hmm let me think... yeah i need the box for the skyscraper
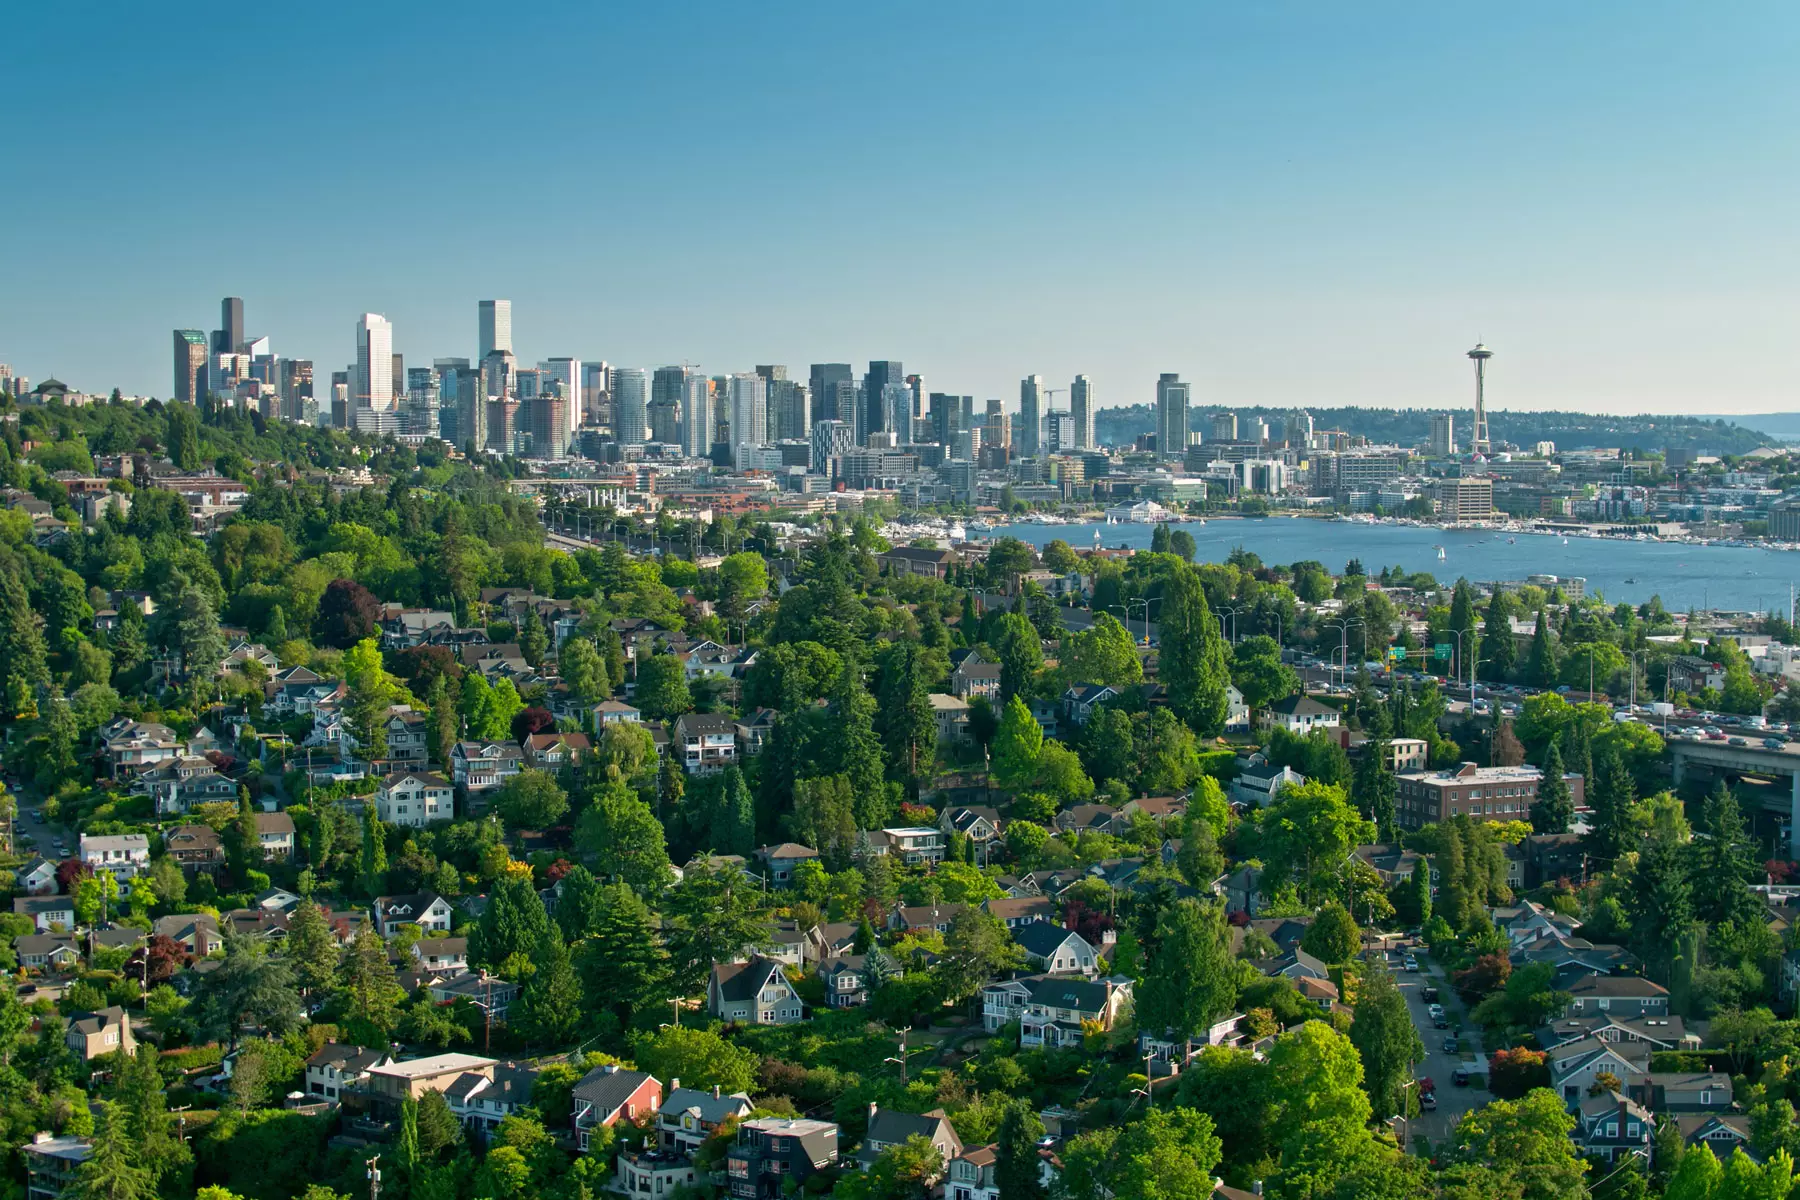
[542,358,582,439]
[173,330,208,403]
[681,374,712,457]
[354,314,394,410]
[1154,373,1190,458]
[216,297,244,354]
[1430,412,1456,457]
[1044,410,1077,454]
[479,300,512,361]
[1210,412,1237,442]
[811,419,853,477]
[1018,375,1044,458]
[770,380,809,442]
[481,350,516,401]
[808,363,854,424]
[863,361,904,437]
[404,367,440,438]
[614,368,649,445]
[984,398,1009,452]
[279,358,314,423]
[1071,374,1094,450]
[729,372,768,469]
[582,361,611,429]
[928,392,970,446]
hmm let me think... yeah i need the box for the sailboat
[1434,545,1446,562]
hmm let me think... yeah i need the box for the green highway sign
[1434,643,1453,659]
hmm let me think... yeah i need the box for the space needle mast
[1467,342,1493,456]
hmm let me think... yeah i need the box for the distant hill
[1093,405,1781,455]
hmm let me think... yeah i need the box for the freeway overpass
[1670,738,1800,843]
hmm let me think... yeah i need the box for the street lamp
[1218,605,1245,645]
[1322,619,1364,689]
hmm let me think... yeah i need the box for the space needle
[1467,342,1493,457]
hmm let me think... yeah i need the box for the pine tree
[470,873,554,972]
[1159,565,1230,734]
[554,863,607,943]
[117,1046,182,1182]
[994,1101,1047,1200]
[1479,591,1516,682]
[1586,744,1638,863]
[1350,968,1425,1121]
[1530,739,1573,834]
[1526,608,1558,688]
[1694,781,1760,927]
[1564,715,1593,787]
[832,668,889,829]
[515,926,582,1045]
[359,807,388,897]
[876,642,938,798]
[1436,822,1471,929]
[1150,523,1172,554]
[853,916,876,955]
[1353,743,1397,843]
[227,787,263,879]
[284,899,341,998]
[575,881,672,1029]
[340,928,402,1037]
[396,1096,421,1179]
[69,1103,154,1200]
[712,766,756,857]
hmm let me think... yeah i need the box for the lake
[991,516,1800,614]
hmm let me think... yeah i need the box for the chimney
[603,1063,619,1075]
[670,1078,680,1092]
[713,1085,722,1099]
[868,1101,879,1120]
[1252,1184,1264,1197]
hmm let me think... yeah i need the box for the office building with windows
[354,314,394,411]
[478,300,511,360]
[173,330,208,403]
[729,373,768,469]
[1154,373,1189,458]
[1071,374,1093,449]
[613,368,649,445]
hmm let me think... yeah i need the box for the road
[6,772,73,862]
[1394,956,1483,1149]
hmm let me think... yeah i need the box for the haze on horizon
[5,2,1798,418]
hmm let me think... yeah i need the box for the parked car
[1451,1068,1470,1086]
[1442,1035,1459,1053]
[1420,1091,1438,1110]
[1404,958,1419,973]
[1433,1013,1450,1029]
[1421,986,1439,1003]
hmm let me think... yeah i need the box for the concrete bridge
[1669,738,1800,844]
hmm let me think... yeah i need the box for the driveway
[1393,956,1486,1149]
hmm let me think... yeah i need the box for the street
[1394,956,1484,1149]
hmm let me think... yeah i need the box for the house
[673,713,739,774]
[1574,1092,1654,1164]
[79,834,149,892]
[613,1148,697,1199]
[1228,757,1305,808]
[708,956,804,1025]
[1635,1072,1733,1114]
[860,1105,962,1171]
[880,826,946,865]
[338,708,430,768]
[15,934,80,972]
[363,1053,501,1110]
[888,903,966,936]
[1565,975,1671,1020]
[87,926,146,956]
[1260,694,1341,735]
[764,922,809,968]
[164,825,226,873]
[594,700,642,727]
[946,1145,1001,1200]
[805,922,860,964]
[941,805,1003,846]
[1383,738,1429,772]
[258,811,296,859]
[878,547,956,578]
[951,659,1002,701]
[1351,843,1423,886]
[819,955,870,1009]
[1123,794,1188,823]
[449,741,524,794]
[64,1006,135,1061]
[134,756,238,815]
[754,844,820,887]
[1549,1036,1652,1106]
[1268,947,1332,983]
[23,1133,90,1200]
[735,708,779,756]
[1677,1114,1755,1160]
[1221,865,1263,917]
[982,896,1055,929]
[657,1083,755,1153]
[1524,832,1585,888]
[1054,804,1122,837]
[445,1061,541,1134]
[427,972,519,1020]
[101,719,181,773]
[1060,685,1119,727]
[1296,976,1341,1009]
[929,694,972,743]
[1535,1013,1697,1052]
[1020,976,1134,1048]
[982,977,1035,1032]
[13,896,76,933]
[376,771,455,828]
[305,1041,391,1101]
[725,1118,840,1199]
[222,640,280,673]
[153,913,223,955]
[571,1063,664,1150]
[1224,684,1250,731]
[15,857,58,896]
[375,891,454,936]
[1013,921,1099,976]
[411,937,470,974]
[523,731,591,772]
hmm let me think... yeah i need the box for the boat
[1507,537,1516,544]
[1434,545,1446,561]
[1623,577,1638,584]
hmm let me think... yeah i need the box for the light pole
[1450,627,1482,697]
[1219,605,1245,645]
[1627,649,1649,714]
[1323,619,1364,689]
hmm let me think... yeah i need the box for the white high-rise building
[1071,374,1094,450]
[1019,374,1044,458]
[354,314,394,410]
[729,372,767,469]
[542,358,582,440]
[1155,373,1189,459]
[681,374,711,458]
[1430,412,1456,457]
[479,300,512,361]
[613,368,649,445]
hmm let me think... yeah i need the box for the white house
[1260,694,1341,735]
[373,891,454,936]
[77,834,149,897]
[376,771,454,828]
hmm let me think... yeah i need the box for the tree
[661,861,773,994]
[991,696,1043,791]
[340,928,404,1038]
[788,774,858,869]
[559,637,606,704]
[1059,1108,1223,1200]
[509,704,555,744]
[314,578,381,649]
[1301,901,1360,965]
[69,1104,155,1200]
[1159,565,1232,734]
[342,637,398,760]
[1349,968,1424,1121]
[993,1101,1045,1200]
[1137,899,1237,1038]
[993,612,1043,704]
[876,641,938,794]
[169,583,226,687]
[494,769,569,830]
[1176,819,1225,889]
[574,881,672,1029]
[935,909,1024,1005]
[1442,1089,1588,1200]
[1530,739,1573,834]
[1135,708,1201,794]
[190,934,301,1051]
[1231,635,1298,719]
[1258,781,1376,904]
[1627,832,1695,984]
[1058,614,1143,690]
[1264,1021,1379,1200]
[1526,608,1559,688]
[358,807,388,897]
[469,873,554,973]
[1352,742,1397,843]
[576,779,673,893]
[1586,743,1638,863]
[632,1024,758,1094]
[117,1045,184,1183]
[283,899,341,998]
[1693,780,1761,927]
[514,926,582,1045]
[633,653,692,720]
[1479,590,1517,681]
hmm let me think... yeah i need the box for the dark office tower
[906,374,923,423]
[212,297,244,355]
[651,365,687,413]
[809,363,853,424]
[834,380,861,435]
[770,379,809,441]
[755,364,788,387]
[929,392,970,447]
[862,361,903,436]
[279,359,315,422]
[173,330,208,403]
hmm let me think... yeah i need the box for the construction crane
[1042,387,1066,409]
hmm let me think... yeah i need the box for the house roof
[257,812,296,835]
[1013,920,1082,958]
[1267,694,1336,717]
[661,1086,753,1125]
[983,897,1054,922]
[709,957,787,1003]
[307,1041,390,1074]
[1567,975,1669,999]
[673,713,736,736]
[572,1064,659,1119]
[756,843,819,861]
[1026,976,1115,1012]
[376,892,448,921]
[864,1107,961,1155]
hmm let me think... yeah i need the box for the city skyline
[6,3,1800,413]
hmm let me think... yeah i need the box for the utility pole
[366,1154,381,1200]
[885,1030,911,1084]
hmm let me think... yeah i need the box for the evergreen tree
[853,915,876,955]
[117,1046,184,1183]
[1448,579,1478,651]
[470,872,554,972]
[1526,608,1559,688]
[553,863,607,943]
[1694,781,1761,927]
[1564,711,1593,784]
[875,641,938,797]
[359,807,388,897]
[426,673,458,766]
[1479,590,1516,681]
[1627,833,1695,984]
[395,1097,421,1180]
[1353,742,1397,843]
[575,881,672,1030]
[226,787,263,879]
[1586,744,1638,863]
[1158,565,1230,734]
[662,861,773,994]
[340,928,403,1037]
[515,926,582,1045]
[710,766,757,857]
[1436,821,1472,929]
[830,667,890,829]
[601,627,627,695]
[169,582,226,688]
[1530,739,1574,834]
[284,898,341,998]
[994,1101,1047,1200]
[1350,968,1425,1121]
[993,611,1043,705]
[1150,522,1172,554]
[69,1104,154,1200]
[1137,899,1236,1038]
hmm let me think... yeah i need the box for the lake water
[991,516,1800,614]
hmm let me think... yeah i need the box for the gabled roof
[1013,920,1083,958]
[1026,976,1115,1012]
[1267,694,1336,717]
[709,956,788,1003]
[661,1085,753,1125]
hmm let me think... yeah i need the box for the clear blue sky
[7,2,1798,415]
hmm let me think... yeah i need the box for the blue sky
[6,2,1798,414]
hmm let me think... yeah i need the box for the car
[1706,731,1728,741]
[1421,986,1439,1002]
[1433,1014,1450,1029]
[1729,737,1748,746]
[1403,958,1419,972]
[1767,738,1787,750]
[1451,1068,1470,1086]
[1442,1036,1459,1053]
[1419,1091,1438,1111]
